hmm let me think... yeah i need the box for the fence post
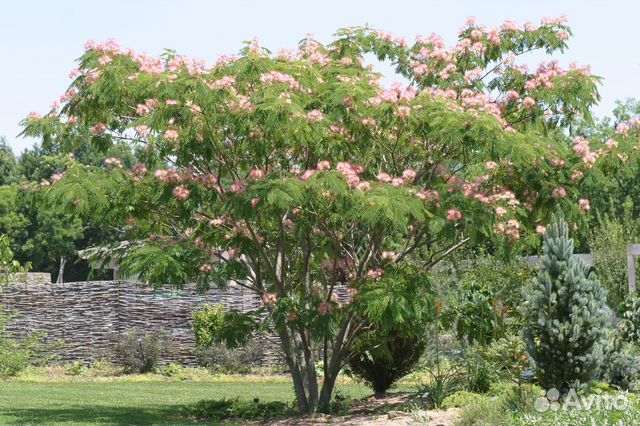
[628,244,640,293]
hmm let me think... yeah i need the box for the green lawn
[0,378,400,425]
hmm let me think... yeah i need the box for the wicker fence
[0,280,279,366]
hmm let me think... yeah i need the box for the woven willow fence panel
[0,281,280,366]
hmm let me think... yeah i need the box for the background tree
[0,138,17,186]
[0,139,137,282]
[22,18,639,411]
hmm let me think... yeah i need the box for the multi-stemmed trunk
[277,312,358,413]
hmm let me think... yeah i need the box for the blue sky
[1,0,637,154]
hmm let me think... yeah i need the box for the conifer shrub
[347,325,425,395]
[522,212,609,391]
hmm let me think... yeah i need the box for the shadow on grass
[0,404,218,426]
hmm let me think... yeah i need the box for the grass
[0,370,414,425]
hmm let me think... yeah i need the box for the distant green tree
[0,140,137,281]
[0,137,17,186]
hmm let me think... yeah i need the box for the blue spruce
[522,212,609,391]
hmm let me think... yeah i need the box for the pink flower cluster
[578,198,591,212]
[164,129,179,141]
[172,185,190,200]
[259,71,301,91]
[104,157,122,167]
[208,76,236,90]
[335,161,367,189]
[374,168,417,188]
[572,136,601,166]
[524,61,569,90]
[447,209,463,222]
[616,117,639,137]
[92,122,107,135]
[494,219,520,240]
[154,168,220,191]
[368,83,417,107]
[136,98,158,116]
[307,109,324,123]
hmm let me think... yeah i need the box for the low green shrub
[619,293,640,343]
[588,204,639,309]
[197,338,267,374]
[160,363,186,378]
[602,344,640,390]
[485,334,531,384]
[461,350,499,393]
[453,383,541,425]
[64,361,85,376]
[0,307,40,378]
[113,327,171,374]
[441,390,485,409]
[348,325,425,395]
[418,362,465,409]
[186,398,294,421]
[456,396,509,426]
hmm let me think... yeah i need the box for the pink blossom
[209,76,236,90]
[391,177,404,187]
[376,172,392,183]
[485,161,498,170]
[536,225,546,234]
[92,123,107,135]
[487,29,500,45]
[318,301,334,315]
[259,71,300,91]
[317,160,331,170]
[578,198,591,212]
[251,197,261,208]
[172,185,190,200]
[249,168,265,181]
[447,209,463,222]
[570,170,584,182]
[261,292,278,305]
[356,181,371,191]
[616,122,630,136]
[552,187,567,199]
[301,169,315,181]
[523,97,537,109]
[164,130,179,141]
[307,109,324,123]
[199,263,213,272]
[366,268,384,280]
[605,138,618,149]
[135,125,150,136]
[395,105,412,118]
[505,90,520,101]
[230,179,247,193]
[402,168,417,183]
[416,190,439,202]
[133,163,147,174]
[381,251,396,262]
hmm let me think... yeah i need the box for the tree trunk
[318,363,340,410]
[278,326,319,413]
[56,257,65,284]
